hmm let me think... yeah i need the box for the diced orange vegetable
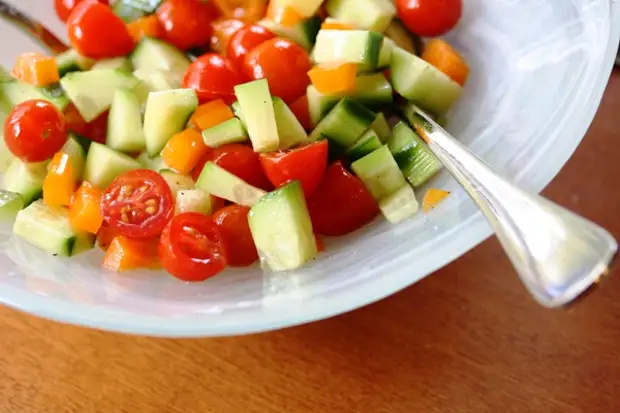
[315,234,325,253]
[127,15,162,43]
[422,188,450,213]
[308,63,357,95]
[97,223,119,251]
[422,39,469,86]
[12,53,59,87]
[189,99,235,131]
[161,129,209,175]
[321,21,356,30]
[43,152,75,207]
[267,1,303,27]
[69,181,103,234]
[213,0,267,22]
[102,236,161,272]
[289,94,312,130]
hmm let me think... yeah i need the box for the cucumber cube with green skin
[234,79,279,153]
[55,49,94,76]
[370,113,391,142]
[137,152,167,172]
[107,88,146,153]
[257,16,321,51]
[313,30,384,71]
[326,0,396,33]
[202,118,248,148]
[248,181,317,272]
[351,145,406,201]
[379,184,419,224]
[175,189,213,215]
[0,190,24,222]
[92,57,133,72]
[346,128,382,163]
[131,37,190,86]
[83,143,141,188]
[61,135,87,180]
[0,79,70,112]
[309,98,376,149]
[377,37,394,68]
[3,159,47,207]
[160,171,195,199]
[196,162,266,207]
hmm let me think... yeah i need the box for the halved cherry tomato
[183,53,246,104]
[67,0,135,59]
[259,140,328,197]
[243,37,311,103]
[307,162,379,236]
[210,18,246,54]
[156,0,218,51]
[396,0,462,37]
[4,99,67,163]
[192,144,272,191]
[54,0,108,22]
[159,212,228,282]
[288,94,312,130]
[227,24,275,69]
[101,169,174,239]
[213,205,258,267]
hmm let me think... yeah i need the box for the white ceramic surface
[0,0,618,337]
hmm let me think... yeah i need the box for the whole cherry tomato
[396,0,462,37]
[243,37,312,103]
[4,99,67,163]
[213,205,258,267]
[159,212,228,282]
[227,24,275,69]
[54,0,108,22]
[210,18,246,54]
[156,0,218,50]
[64,105,108,144]
[101,169,174,239]
[182,53,246,104]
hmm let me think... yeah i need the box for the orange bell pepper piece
[127,15,162,43]
[43,152,75,207]
[12,53,60,87]
[422,39,470,86]
[188,99,235,131]
[321,21,356,30]
[267,1,303,27]
[97,223,118,251]
[422,188,450,213]
[161,128,209,175]
[289,94,311,130]
[69,181,103,234]
[102,236,161,272]
[308,63,357,95]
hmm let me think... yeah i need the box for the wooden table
[1,72,619,413]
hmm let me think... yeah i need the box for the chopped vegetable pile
[0,0,467,281]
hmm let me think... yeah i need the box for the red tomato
[396,0,462,37]
[243,38,311,103]
[67,0,134,59]
[4,99,67,163]
[85,111,108,144]
[183,53,246,104]
[227,25,275,69]
[289,95,312,131]
[54,0,109,22]
[307,162,380,236]
[259,141,328,197]
[101,169,174,239]
[213,205,258,267]
[210,18,246,54]
[159,212,228,282]
[192,144,272,191]
[157,0,218,50]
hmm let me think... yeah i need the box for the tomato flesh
[101,169,174,239]
[157,0,218,51]
[183,53,246,105]
[396,0,462,37]
[307,162,380,236]
[227,24,275,69]
[259,140,328,197]
[4,99,67,163]
[213,205,258,267]
[159,213,228,282]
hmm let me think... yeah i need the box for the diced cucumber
[92,57,132,71]
[351,145,406,200]
[160,171,195,199]
[202,117,248,148]
[307,84,340,127]
[107,88,146,153]
[143,89,198,157]
[137,152,166,172]
[60,69,139,122]
[83,142,141,188]
[353,73,393,108]
[390,47,462,115]
[377,37,394,68]
[55,49,95,76]
[0,79,69,112]
[388,121,442,187]
[0,190,24,222]
[276,0,324,17]
[61,134,87,180]
[175,189,213,215]
[313,30,384,71]
[384,20,417,55]
[371,112,391,142]
[13,200,95,257]
[346,128,382,162]
[326,0,396,33]
[112,0,161,22]
[257,16,321,50]
[131,38,190,87]
[309,98,375,149]
[196,162,266,207]
[248,181,317,272]
[234,79,279,153]
[133,68,178,92]
[3,160,46,206]
[379,184,419,224]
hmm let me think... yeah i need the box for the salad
[0,0,468,281]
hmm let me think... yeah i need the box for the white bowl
[0,0,618,337]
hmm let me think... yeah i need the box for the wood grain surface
[0,72,619,413]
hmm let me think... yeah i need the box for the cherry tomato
[289,95,312,131]
[210,18,246,54]
[54,0,108,22]
[259,140,328,197]
[243,37,312,103]
[228,24,275,69]
[4,99,67,163]
[157,0,218,51]
[183,53,246,104]
[307,162,380,236]
[213,205,258,267]
[192,144,272,191]
[396,0,462,37]
[67,0,134,59]
[64,105,108,144]
[101,169,174,239]
[159,212,228,282]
